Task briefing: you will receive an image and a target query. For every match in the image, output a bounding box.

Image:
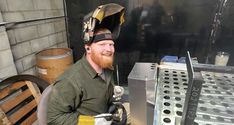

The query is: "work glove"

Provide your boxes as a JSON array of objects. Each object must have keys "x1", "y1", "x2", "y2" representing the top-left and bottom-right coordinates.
[
  {"x1": 108, "y1": 102, "x2": 127, "y2": 125},
  {"x1": 113, "y1": 86, "x2": 124, "y2": 101},
  {"x1": 94, "y1": 113, "x2": 112, "y2": 125},
  {"x1": 78, "y1": 113, "x2": 112, "y2": 125}
]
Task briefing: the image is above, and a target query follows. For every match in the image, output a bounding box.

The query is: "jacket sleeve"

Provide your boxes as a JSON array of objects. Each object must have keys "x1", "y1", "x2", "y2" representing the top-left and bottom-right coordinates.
[
  {"x1": 47, "y1": 78, "x2": 82, "y2": 125},
  {"x1": 108, "y1": 76, "x2": 115, "y2": 106}
]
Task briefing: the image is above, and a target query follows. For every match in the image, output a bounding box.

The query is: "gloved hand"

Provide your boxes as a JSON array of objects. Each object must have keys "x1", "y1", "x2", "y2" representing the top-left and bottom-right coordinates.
[
  {"x1": 108, "y1": 103, "x2": 127, "y2": 125},
  {"x1": 94, "y1": 113, "x2": 112, "y2": 125},
  {"x1": 113, "y1": 86, "x2": 124, "y2": 101},
  {"x1": 78, "y1": 114, "x2": 112, "y2": 125}
]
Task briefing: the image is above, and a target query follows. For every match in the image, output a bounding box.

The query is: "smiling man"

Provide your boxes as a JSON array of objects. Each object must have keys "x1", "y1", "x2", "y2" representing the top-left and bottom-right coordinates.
[
  {"x1": 86, "y1": 28, "x2": 115, "y2": 73},
  {"x1": 46, "y1": 3, "x2": 125, "y2": 125},
  {"x1": 47, "y1": 28, "x2": 116, "y2": 125}
]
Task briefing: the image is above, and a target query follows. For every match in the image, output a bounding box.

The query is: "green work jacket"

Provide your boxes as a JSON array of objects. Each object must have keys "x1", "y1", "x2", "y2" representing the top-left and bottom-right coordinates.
[{"x1": 47, "y1": 55, "x2": 115, "y2": 125}]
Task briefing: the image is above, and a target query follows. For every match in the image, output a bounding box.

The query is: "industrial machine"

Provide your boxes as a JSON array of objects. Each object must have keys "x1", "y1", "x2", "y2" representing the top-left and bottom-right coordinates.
[
  {"x1": 128, "y1": 52, "x2": 234, "y2": 125},
  {"x1": 128, "y1": 63, "x2": 157, "y2": 125}
]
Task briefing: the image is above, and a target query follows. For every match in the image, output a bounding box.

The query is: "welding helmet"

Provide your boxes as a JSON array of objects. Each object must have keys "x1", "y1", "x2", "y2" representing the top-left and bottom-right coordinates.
[{"x1": 82, "y1": 3, "x2": 125, "y2": 44}]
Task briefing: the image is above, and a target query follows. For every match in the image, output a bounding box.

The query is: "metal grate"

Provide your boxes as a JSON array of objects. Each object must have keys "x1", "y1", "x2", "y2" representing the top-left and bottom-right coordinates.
[{"x1": 154, "y1": 68, "x2": 234, "y2": 125}]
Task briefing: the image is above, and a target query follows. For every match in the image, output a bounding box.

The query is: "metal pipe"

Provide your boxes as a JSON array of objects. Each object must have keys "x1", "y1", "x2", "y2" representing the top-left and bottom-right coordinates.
[
  {"x1": 193, "y1": 63, "x2": 234, "y2": 73},
  {"x1": 0, "y1": 15, "x2": 65, "y2": 27},
  {"x1": 116, "y1": 64, "x2": 119, "y2": 85},
  {"x1": 63, "y1": 0, "x2": 70, "y2": 48}
]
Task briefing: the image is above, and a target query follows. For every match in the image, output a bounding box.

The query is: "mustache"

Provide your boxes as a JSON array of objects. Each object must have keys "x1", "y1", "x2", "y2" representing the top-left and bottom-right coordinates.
[{"x1": 102, "y1": 52, "x2": 113, "y2": 56}]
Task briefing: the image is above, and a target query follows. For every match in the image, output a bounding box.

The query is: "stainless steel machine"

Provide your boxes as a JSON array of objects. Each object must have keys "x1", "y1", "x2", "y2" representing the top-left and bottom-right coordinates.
[{"x1": 128, "y1": 63, "x2": 158, "y2": 125}]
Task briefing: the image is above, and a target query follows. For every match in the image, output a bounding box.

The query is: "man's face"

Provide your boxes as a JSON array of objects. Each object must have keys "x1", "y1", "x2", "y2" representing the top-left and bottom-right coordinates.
[{"x1": 89, "y1": 40, "x2": 115, "y2": 69}]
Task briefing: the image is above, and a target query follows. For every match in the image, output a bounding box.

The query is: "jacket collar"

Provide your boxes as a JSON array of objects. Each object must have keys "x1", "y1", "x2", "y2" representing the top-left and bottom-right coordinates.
[{"x1": 81, "y1": 54, "x2": 98, "y2": 79}]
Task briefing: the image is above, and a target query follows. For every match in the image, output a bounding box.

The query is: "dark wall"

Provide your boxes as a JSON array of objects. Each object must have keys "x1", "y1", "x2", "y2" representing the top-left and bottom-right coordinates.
[
  {"x1": 65, "y1": 0, "x2": 234, "y2": 85},
  {"x1": 65, "y1": 0, "x2": 126, "y2": 61},
  {"x1": 65, "y1": 0, "x2": 100, "y2": 61}
]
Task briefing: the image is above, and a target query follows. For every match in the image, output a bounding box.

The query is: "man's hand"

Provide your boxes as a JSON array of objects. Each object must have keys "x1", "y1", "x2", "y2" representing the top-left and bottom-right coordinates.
[
  {"x1": 78, "y1": 114, "x2": 112, "y2": 125},
  {"x1": 108, "y1": 102, "x2": 127, "y2": 125},
  {"x1": 94, "y1": 113, "x2": 112, "y2": 125}
]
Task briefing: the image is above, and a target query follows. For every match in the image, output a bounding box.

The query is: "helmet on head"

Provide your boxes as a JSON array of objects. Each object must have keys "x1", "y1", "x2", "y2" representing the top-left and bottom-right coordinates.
[{"x1": 82, "y1": 3, "x2": 125, "y2": 44}]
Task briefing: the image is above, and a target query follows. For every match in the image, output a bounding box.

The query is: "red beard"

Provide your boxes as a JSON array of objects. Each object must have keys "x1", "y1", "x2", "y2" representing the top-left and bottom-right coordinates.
[{"x1": 91, "y1": 50, "x2": 114, "y2": 69}]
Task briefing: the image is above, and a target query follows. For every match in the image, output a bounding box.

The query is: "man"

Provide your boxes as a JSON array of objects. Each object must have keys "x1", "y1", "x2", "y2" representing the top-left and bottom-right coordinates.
[{"x1": 47, "y1": 3, "x2": 125, "y2": 125}]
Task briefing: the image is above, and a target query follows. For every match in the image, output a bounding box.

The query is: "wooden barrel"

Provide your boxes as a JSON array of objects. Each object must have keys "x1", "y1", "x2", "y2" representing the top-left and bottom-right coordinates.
[{"x1": 36, "y1": 48, "x2": 73, "y2": 84}]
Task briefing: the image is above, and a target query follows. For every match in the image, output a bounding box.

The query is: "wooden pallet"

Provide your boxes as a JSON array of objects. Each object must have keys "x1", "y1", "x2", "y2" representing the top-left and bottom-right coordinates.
[{"x1": 0, "y1": 81, "x2": 41, "y2": 125}]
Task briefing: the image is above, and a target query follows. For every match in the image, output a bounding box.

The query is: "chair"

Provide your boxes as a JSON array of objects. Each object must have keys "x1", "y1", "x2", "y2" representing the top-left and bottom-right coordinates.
[
  {"x1": 0, "y1": 80, "x2": 41, "y2": 125},
  {"x1": 37, "y1": 85, "x2": 52, "y2": 125},
  {"x1": 0, "y1": 75, "x2": 50, "y2": 92}
]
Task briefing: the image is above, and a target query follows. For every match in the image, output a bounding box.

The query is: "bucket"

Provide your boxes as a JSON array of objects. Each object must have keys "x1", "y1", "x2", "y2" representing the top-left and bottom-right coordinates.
[{"x1": 36, "y1": 48, "x2": 73, "y2": 84}]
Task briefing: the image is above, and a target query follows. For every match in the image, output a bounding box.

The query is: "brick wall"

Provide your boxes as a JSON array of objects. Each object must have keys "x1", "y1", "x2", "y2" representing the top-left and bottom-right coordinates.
[
  {"x1": 0, "y1": 11, "x2": 17, "y2": 79},
  {"x1": 0, "y1": 0, "x2": 68, "y2": 77}
]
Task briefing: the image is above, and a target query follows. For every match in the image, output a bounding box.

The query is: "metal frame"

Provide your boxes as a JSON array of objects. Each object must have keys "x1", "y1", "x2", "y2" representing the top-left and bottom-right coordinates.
[
  {"x1": 0, "y1": 16, "x2": 64, "y2": 27},
  {"x1": 63, "y1": 0, "x2": 70, "y2": 48},
  {"x1": 181, "y1": 51, "x2": 234, "y2": 125}
]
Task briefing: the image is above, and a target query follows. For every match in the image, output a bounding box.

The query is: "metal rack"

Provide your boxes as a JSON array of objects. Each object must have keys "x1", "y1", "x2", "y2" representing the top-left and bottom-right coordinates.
[
  {"x1": 153, "y1": 52, "x2": 234, "y2": 125},
  {"x1": 182, "y1": 52, "x2": 234, "y2": 125}
]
